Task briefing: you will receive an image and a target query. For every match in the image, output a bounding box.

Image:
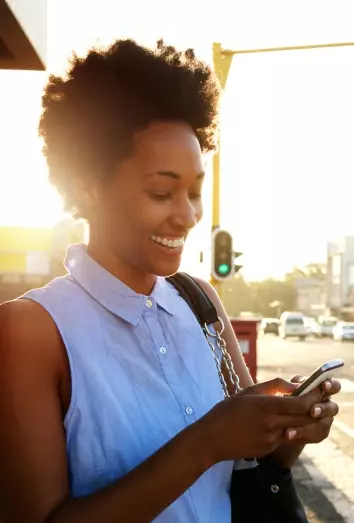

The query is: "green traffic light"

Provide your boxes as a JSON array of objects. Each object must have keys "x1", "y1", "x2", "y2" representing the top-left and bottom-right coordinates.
[{"x1": 217, "y1": 263, "x2": 230, "y2": 275}]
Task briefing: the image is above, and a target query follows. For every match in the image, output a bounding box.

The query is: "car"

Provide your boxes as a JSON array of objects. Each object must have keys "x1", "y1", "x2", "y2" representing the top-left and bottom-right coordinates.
[
  {"x1": 260, "y1": 318, "x2": 280, "y2": 335},
  {"x1": 279, "y1": 312, "x2": 307, "y2": 340},
  {"x1": 312, "y1": 316, "x2": 338, "y2": 338},
  {"x1": 303, "y1": 317, "x2": 317, "y2": 336},
  {"x1": 333, "y1": 321, "x2": 354, "y2": 342}
]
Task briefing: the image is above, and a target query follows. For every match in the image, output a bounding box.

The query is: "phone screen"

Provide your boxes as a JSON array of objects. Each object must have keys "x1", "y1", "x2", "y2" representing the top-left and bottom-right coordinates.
[{"x1": 291, "y1": 359, "x2": 344, "y2": 396}]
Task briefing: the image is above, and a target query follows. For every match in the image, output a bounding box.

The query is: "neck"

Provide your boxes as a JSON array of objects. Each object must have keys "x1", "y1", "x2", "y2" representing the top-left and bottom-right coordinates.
[{"x1": 87, "y1": 240, "x2": 156, "y2": 296}]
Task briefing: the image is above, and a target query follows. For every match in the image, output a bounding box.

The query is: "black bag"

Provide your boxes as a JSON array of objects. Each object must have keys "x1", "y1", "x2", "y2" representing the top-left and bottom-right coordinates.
[{"x1": 167, "y1": 272, "x2": 308, "y2": 523}]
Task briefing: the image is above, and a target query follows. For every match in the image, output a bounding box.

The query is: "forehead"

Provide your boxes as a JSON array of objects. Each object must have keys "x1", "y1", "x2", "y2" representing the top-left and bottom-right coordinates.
[{"x1": 132, "y1": 121, "x2": 203, "y2": 174}]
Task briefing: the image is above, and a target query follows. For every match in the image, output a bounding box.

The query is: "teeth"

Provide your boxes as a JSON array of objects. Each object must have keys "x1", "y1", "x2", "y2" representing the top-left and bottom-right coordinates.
[{"x1": 150, "y1": 235, "x2": 184, "y2": 249}]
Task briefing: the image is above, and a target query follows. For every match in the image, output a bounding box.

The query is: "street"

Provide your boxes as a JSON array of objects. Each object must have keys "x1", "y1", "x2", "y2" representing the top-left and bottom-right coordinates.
[{"x1": 258, "y1": 335, "x2": 354, "y2": 522}]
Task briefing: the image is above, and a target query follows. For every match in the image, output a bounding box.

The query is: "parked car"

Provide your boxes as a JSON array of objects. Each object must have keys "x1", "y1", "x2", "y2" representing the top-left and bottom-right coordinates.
[
  {"x1": 312, "y1": 316, "x2": 338, "y2": 338},
  {"x1": 303, "y1": 317, "x2": 317, "y2": 336},
  {"x1": 279, "y1": 312, "x2": 307, "y2": 340},
  {"x1": 260, "y1": 318, "x2": 280, "y2": 335},
  {"x1": 333, "y1": 321, "x2": 354, "y2": 342}
]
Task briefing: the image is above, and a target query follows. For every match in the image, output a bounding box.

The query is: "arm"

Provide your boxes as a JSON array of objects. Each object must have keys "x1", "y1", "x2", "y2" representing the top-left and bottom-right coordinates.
[
  {"x1": 0, "y1": 300, "x2": 214, "y2": 523},
  {"x1": 195, "y1": 278, "x2": 304, "y2": 468}
]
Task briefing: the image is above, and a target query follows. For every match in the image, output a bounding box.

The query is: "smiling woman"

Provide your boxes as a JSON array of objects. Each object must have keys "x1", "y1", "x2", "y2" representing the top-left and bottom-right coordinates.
[{"x1": 0, "y1": 36, "x2": 342, "y2": 523}]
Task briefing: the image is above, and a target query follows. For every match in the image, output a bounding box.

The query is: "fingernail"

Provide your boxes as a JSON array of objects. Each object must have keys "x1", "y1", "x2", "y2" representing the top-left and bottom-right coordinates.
[
  {"x1": 288, "y1": 429, "x2": 297, "y2": 440},
  {"x1": 324, "y1": 381, "x2": 332, "y2": 391},
  {"x1": 313, "y1": 406, "x2": 322, "y2": 417}
]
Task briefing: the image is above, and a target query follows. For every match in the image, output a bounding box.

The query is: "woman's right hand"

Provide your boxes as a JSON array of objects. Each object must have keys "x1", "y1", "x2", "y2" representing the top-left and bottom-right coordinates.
[{"x1": 199, "y1": 378, "x2": 323, "y2": 464}]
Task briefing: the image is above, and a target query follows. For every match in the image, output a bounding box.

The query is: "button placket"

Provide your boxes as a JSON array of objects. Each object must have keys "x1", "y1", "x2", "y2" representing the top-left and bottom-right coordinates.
[{"x1": 144, "y1": 314, "x2": 196, "y2": 426}]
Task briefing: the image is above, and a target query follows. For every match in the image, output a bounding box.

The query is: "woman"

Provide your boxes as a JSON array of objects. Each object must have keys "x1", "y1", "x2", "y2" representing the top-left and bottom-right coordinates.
[{"x1": 0, "y1": 39, "x2": 340, "y2": 523}]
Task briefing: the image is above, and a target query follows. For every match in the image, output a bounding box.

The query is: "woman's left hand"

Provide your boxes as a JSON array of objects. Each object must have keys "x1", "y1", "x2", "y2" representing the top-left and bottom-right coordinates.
[{"x1": 284, "y1": 376, "x2": 341, "y2": 443}]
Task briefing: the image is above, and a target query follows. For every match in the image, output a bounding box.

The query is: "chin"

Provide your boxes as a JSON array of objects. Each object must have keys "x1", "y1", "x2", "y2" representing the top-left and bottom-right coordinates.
[{"x1": 149, "y1": 258, "x2": 182, "y2": 278}]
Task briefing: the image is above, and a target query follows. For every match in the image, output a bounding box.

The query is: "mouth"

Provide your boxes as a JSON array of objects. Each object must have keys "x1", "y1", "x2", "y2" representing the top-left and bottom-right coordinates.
[{"x1": 150, "y1": 235, "x2": 185, "y2": 251}]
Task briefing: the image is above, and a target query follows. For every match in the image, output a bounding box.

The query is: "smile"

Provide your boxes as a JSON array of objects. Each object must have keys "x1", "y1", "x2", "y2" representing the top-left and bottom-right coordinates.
[{"x1": 150, "y1": 235, "x2": 185, "y2": 249}]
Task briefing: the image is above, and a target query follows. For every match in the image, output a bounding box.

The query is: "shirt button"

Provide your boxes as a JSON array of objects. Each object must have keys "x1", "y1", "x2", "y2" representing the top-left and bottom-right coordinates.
[
  {"x1": 159, "y1": 347, "x2": 167, "y2": 355},
  {"x1": 146, "y1": 299, "x2": 153, "y2": 308},
  {"x1": 185, "y1": 407, "x2": 193, "y2": 415}
]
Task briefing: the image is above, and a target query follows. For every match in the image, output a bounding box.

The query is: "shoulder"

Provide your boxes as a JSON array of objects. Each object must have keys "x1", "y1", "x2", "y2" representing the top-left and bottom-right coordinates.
[
  {"x1": 193, "y1": 277, "x2": 224, "y2": 317},
  {"x1": 0, "y1": 298, "x2": 59, "y2": 338},
  {"x1": 1, "y1": 298, "x2": 51, "y2": 333},
  {"x1": 0, "y1": 299, "x2": 66, "y2": 380},
  {"x1": 23, "y1": 274, "x2": 77, "y2": 302},
  {"x1": 193, "y1": 277, "x2": 220, "y2": 300}
]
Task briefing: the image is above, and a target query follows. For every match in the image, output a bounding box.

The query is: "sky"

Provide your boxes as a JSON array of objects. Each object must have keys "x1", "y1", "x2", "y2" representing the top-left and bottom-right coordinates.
[{"x1": 1, "y1": 0, "x2": 354, "y2": 280}]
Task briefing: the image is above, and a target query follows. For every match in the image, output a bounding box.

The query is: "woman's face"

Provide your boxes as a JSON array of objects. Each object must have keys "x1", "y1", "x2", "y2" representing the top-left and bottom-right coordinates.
[{"x1": 92, "y1": 121, "x2": 205, "y2": 277}]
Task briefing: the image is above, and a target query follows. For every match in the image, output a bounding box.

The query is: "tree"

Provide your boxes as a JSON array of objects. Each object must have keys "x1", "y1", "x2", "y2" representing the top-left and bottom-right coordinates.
[
  {"x1": 286, "y1": 263, "x2": 326, "y2": 282},
  {"x1": 221, "y1": 275, "x2": 253, "y2": 317},
  {"x1": 221, "y1": 276, "x2": 297, "y2": 318},
  {"x1": 250, "y1": 279, "x2": 297, "y2": 317},
  {"x1": 304, "y1": 263, "x2": 326, "y2": 281}
]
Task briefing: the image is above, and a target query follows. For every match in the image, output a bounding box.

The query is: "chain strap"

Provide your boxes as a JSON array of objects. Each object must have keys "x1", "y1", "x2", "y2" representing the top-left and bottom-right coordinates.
[
  {"x1": 203, "y1": 316, "x2": 257, "y2": 465},
  {"x1": 203, "y1": 317, "x2": 243, "y2": 398}
]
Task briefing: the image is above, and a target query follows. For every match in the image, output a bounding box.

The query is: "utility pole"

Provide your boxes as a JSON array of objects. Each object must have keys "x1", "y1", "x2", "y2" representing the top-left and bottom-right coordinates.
[{"x1": 211, "y1": 39, "x2": 354, "y2": 293}]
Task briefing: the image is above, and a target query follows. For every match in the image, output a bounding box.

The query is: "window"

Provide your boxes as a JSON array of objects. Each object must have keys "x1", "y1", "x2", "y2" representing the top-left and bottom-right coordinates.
[{"x1": 285, "y1": 318, "x2": 304, "y2": 326}]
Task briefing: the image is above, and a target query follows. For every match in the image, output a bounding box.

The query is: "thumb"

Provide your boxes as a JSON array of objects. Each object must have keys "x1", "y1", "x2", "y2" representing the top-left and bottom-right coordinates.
[
  {"x1": 290, "y1": 375, "x2": 306, "y2": 384},
  {"x1": 245, "y1": 378, "x2": 298, "y2": 396}
]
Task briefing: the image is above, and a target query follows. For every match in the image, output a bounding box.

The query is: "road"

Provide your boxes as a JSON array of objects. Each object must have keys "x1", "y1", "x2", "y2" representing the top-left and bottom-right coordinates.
[
  {"x1": 257, "y1": 335, "x2": 354, "y2": 434},
  {"x1": 257, "y1": 335, "x2": 354, "y2": 522}
]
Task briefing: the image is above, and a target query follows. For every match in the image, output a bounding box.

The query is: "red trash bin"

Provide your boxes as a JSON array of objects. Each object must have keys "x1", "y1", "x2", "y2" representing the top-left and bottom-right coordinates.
[{"x1": 230, "y1": 318, "x2": 259, "y2": 383}]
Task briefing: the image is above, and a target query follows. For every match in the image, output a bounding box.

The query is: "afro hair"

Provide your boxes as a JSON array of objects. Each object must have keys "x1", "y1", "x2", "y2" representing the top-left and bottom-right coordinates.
[{"x1": 39, "y1": 39, "x2": 220, "y2": 218}]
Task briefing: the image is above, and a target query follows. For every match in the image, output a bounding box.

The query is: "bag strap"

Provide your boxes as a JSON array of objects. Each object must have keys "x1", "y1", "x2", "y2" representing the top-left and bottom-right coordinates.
[
  {"x1": 167, "y1": 272, "x2": 242, "y2": 396},
  {"x1": 167, "y1": 272, "x2": 219, "y2": 327}
]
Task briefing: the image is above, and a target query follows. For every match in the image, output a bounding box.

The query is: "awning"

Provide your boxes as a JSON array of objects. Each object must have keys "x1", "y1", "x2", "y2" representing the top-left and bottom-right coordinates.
[{"x1": 0, "y1": 0, "x2": 46, "y2": 70}]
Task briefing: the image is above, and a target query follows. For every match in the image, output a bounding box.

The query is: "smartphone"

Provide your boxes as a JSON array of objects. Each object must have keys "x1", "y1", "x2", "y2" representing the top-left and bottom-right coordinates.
[{"x1": 291, "y1": 359, "x2": 344, "y2": 396}]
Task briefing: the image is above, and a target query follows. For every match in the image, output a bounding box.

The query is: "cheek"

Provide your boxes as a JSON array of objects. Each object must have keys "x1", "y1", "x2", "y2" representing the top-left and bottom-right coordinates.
[{"x1": 126, "y1": 198, "x2": 165, "y2": 238}]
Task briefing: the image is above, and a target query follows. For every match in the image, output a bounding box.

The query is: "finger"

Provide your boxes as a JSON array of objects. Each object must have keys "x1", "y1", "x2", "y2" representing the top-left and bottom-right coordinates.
[
  {"x1": 249, "y1": 378, "x2": 298, "y2": 396},
  {"x1": 290, "y1": 375, "x2": 306, "y2": 384},
  {"x1": 285, "y1": 417, "x2": 332, "y2": 441},
  {"x1": 321, "y1": 378, "x2": 341, "y2": 395},
  {"x1": 274, "y1": 411, "x2": 322, "y2": 428},
  {"x1": 271, "y1": 390, "x2": 323, "y2": 415},
  {"x1": 310, "y1": 400, "x2": 339, "y2": 419}
]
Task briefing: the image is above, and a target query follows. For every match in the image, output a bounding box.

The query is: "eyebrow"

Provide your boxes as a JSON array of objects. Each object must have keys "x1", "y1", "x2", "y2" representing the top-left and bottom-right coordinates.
[{"x1": 145, "y1": 170, "x2": 205, "y2": 180}]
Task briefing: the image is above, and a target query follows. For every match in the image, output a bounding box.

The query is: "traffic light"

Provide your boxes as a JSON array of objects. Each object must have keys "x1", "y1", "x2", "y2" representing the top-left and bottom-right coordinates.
[
  {"x1": 211, "y1": 229, "x2": 234, "y2": 281},
  {"x1": 234, "y1": 252, "x2": 243, "y2": 274}
]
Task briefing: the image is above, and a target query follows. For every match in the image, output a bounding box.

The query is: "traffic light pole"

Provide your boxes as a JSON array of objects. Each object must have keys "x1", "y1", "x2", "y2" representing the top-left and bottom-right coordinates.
[
  {"x1": 211, "y1": 44, "x2": 234, "y2": 295},
  {"x1": 211, "y1": 39, "x2": 354, "y2": 293}
]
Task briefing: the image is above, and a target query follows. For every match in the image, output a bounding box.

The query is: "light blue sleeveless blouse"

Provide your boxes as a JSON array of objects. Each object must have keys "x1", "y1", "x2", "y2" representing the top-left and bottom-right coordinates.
[{"x1": 23, "y1": 244, "x2": 233, "y2": 522}]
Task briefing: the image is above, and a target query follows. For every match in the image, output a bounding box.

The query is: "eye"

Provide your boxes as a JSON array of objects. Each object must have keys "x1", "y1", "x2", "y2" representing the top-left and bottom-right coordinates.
[
  {"x1": 149, "y1": 192, "x2": 171, "y2": 201},
  {"x1": 189, "y1": 193, "x2": 202, "y2": 200}
]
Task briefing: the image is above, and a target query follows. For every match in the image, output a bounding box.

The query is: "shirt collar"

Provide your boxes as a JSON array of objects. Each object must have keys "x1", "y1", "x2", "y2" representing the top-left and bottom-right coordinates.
[{"x1": 64, "y1": 244, "x2": 175, "y2": 325}]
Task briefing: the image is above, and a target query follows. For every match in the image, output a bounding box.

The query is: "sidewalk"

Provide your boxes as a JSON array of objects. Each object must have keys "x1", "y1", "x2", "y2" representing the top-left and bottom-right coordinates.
[{"x1": 294, "y1": 459, "x2": 347, "y2": 522}]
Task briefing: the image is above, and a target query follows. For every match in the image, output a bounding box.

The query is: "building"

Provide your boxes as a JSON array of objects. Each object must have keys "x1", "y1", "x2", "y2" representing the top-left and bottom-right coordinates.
[
  {"x1": 295, "y1": 277, "x2": 326, "y2": 317},
  {"x1": 0, "y1": 0, "x2": 46, "y2": 70},
  {"x1": 0, "y1": 220, "x2": 86, "y2": 303},
  {"x1": 327, "y1": 236, "x2": 354, "y2": 318}
]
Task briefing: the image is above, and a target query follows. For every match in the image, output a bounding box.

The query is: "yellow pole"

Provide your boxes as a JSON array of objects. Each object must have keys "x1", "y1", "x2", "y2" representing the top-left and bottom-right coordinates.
[
  {"x1": 222, "y1": 40, "x2": 354, "y2": 56},
  {"x1": 211, "y1": 43, "x2": 234, "y2": 294},
  {"x1": 212, "y1": 43, "x2": 235, "y2": 233}
]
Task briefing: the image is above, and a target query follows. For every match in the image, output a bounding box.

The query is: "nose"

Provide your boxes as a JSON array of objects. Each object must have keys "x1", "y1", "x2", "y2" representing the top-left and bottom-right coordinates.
[{"x1": 171, "y1": 196, "x2": 200, "y2": 230}]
